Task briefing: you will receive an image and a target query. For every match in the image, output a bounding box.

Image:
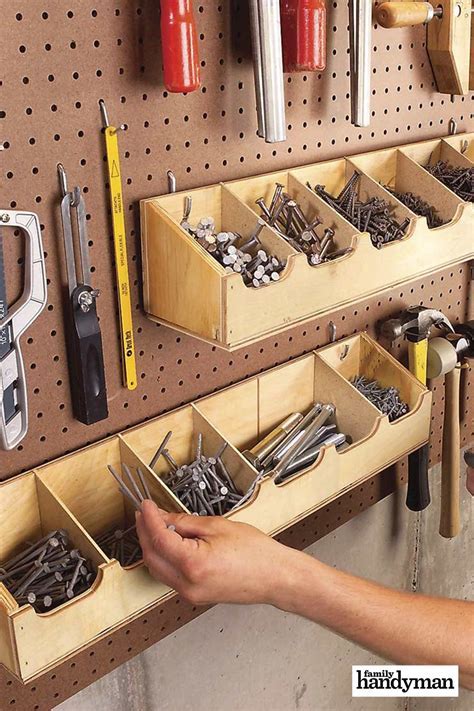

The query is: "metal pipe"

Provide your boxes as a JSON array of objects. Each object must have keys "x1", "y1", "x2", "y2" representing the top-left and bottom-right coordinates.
[
  {"x1": 260, "y1": 402, "x2": 322, "y2": 469},
  {"x1": 349, "y1": 0, "x2": 371, "y2": 127},
  {"x1": 249, "y1": 0, "x2": 267, "y2": 138},
  {"x1": 272, "y1": 404, "x2": 335, "y2": 478},
  {"x1": 250, "y1": 0, "x2": 287, "y2": 142},
  {"x1": 275, "y1": 432, "x2": 346, "y2": 482}
]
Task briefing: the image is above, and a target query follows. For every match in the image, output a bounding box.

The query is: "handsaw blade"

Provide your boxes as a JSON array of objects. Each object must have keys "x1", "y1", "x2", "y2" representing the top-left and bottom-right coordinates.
[{"x1": 0, "y1": 229, "x2": 16, "y2": 421}]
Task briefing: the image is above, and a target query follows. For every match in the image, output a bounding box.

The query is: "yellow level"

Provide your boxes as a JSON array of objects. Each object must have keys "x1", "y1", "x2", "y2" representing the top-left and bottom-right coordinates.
[{"x1": 100, "y1": 101, "x2": 137, "y2": 390}]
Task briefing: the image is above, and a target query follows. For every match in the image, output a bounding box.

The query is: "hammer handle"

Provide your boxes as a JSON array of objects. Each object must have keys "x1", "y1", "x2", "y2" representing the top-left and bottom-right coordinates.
[
  {"x1": 376, "y1": 2, "x2": 434, "y2": 29},
  {"x1": 406, "y1": 339, "x2": 430, "y2": 511},
  {"x1": 407, "y1": 446, "x2": 430, "y2": 511},
  {"x1": 440, "y1": 365, "x2": 461, "y2": 538}
]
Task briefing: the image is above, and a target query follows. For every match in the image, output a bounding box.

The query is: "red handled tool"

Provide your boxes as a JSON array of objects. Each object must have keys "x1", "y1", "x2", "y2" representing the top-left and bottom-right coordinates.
[
  {"x1": 160, "y1": 0, "x2": 201, "y2": 92},
  {"x1": 280, "y1": 0, "x2": 326, "y2": 72}
]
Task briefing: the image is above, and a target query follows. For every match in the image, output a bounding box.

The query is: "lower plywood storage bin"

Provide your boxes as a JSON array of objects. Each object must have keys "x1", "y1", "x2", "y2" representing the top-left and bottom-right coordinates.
[
  {"x1": 0, "y1": 334, "x2": 431, "y2": 682},
  {"x1": 121, "y1": 333, "x2": 431, "y2": 535},
  {"x1": 192, "y1": 334, "x2": 431, "y2": 533},
  {"x1": 141, "y1": 135, "x2": 474, "y2": 350},
  {"x1": 120, "y1": 403, "x2": 262, "y2": 518},
  {"x1": 0, "y1": 471, "x2": 111, "y2": 681},
  {"x1": 0, "y1": 438, "x2": 182, "y2": 682}
]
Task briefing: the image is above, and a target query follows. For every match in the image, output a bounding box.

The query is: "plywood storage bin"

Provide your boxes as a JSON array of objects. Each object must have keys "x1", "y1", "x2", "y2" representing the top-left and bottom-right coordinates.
[
  {"x1": 290, "y1": 153, "x2": 473, "y2": 292},
  {"x1": 400, "y1": 137, "x2": 474, "y2": 184},
  {"x1": 141, "y1": 135, "x2": 474, "y2": 351},
  {"x1": 36, "y1": 437, "x2": 182, "y2": 632},
  {"x1": 120, "y1": 404, "x2": 260, "y2": 518},
  {"x1": 0, "y1": 471, "x2": 110, "y2": 681},
  {"x1": 141, "y1": 184, "x2": 297, "y2": 350},
  {"x1": 440, "y1": 132, "x2": 474, "y2": 164},
  {"x1": 190, "y1": 333, "x2": 431, "y2": 534},
  {"x1": 0, "y1": 334, "x2": 431, "y2": 681}
]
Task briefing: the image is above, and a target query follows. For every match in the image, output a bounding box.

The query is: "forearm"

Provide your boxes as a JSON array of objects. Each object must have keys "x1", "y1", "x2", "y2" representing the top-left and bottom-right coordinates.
[{"x1": 273, "y1": 549, "x2": 474, "y2": 688}]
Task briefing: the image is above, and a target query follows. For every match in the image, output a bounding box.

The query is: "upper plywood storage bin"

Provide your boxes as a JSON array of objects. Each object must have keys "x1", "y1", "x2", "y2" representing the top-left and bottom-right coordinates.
[{"x1": 140, "y1": 135, "x2": 474, "y2": 350}]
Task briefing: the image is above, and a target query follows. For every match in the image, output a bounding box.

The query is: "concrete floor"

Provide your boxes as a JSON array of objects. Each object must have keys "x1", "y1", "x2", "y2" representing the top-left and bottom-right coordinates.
[{"x1": 57, "y1": 458, "x2": 473, "y2": 711}]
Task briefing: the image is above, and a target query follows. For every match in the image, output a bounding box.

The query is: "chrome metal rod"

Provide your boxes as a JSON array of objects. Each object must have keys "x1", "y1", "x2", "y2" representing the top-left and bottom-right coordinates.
[
  {"x1": 275, "y1": 433, "x2": 346, "y2": 482},
  {"x1": 256, "y1": 0, "x2": 287, "y2": 143},
  {"x1": 249, "y1": 0, "x2": 266, "y2": 138},
  {"x1": 349, "y1": 0, "x2": 372, "y2": 127},
  {"x1": 272, "y1": 404, "x2": 335, "y2": 478}
]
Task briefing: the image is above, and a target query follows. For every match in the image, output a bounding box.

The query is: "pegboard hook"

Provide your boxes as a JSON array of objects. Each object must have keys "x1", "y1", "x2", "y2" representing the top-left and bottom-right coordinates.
[
  {"x1": 99, "y1": 99, "x2": 126, "y2": 134},
  {"x1": 57, "y1": 163, "x2": 68, "y2": 198}
]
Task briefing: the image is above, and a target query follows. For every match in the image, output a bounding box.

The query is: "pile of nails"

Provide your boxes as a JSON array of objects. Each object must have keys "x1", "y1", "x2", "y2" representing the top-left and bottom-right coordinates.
[
  {"x1": 311, "y1": 171, "x2": 410, "y2": 248},
  {"x1": 151, "y1": 432, "x2": 246, "y2": 515},
  {"x1": 181, "y1": 197, "x2": 286, "y2": 288},
  {"x1": 425, "y1": 161, "x2": 474, "y2": 203},
  {"x1": 0, "y1": 530, "x2": 96, "y2": 613},
  {"x1": 351, "y1": 376, "x2": 409, "y2": 422},
  {"x1": 255, "y1": 183, "x2": 351, "y2": 265},
  {"x1": 96, "y1": 525, "x2": 142, "y2": 567},
  {"x1": 383, "y1": 186, "x2": 444, "y2": 229}
]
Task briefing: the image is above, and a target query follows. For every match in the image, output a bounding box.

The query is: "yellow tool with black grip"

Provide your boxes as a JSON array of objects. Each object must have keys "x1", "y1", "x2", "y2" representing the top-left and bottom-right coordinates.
[
  {"x1": 381, "y1": 306, "x2": 453, "y2": 511},
  {"x1": 99, "y1": 100, "x2": 137, "y2": 391}
]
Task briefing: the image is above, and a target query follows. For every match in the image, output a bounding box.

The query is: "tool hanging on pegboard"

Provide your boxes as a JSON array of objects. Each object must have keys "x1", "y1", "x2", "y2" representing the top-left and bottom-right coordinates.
[
  {"x1": 160, "y1": 0, "x2": 201, "y2": 92},
  {"x1": 427, "y1": 322, "x2": 474, "y2": 538},
  {"x1": 57, "y1": 164, "x2": 108, "y2": 426},
  {"x1": 280, "y1": 0, "x2": 327, "y2": 72},
  {"x1": 99, "y1": 100, "x2": 137, "y2": 391},
  {"x1": 349, "y1": 0, "x2": 372, "y2": 127},
  {"x1": 0, "y1": 211, "x2": 47, "y2": 450},
  {"x1": 249, "y1": 0, "x2": 287, "y2": 142},
  {"x1": 375, "y1": 0, "x2": 473, "y2": 95},
  {"x1": 381, "y1": 306, "x2": 454, "y2": 512}
]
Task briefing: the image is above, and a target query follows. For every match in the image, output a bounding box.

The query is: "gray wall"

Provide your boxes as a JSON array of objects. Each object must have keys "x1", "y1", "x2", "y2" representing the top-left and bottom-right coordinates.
[{"x1": 57, "y1": 457, "x2": 473, "y2": 711}]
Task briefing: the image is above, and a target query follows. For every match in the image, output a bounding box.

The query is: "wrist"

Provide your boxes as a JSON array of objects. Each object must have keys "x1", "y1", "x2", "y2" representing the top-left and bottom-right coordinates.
[{"x1": 265, "y1": 546, "x2": 325, "y2": 613}]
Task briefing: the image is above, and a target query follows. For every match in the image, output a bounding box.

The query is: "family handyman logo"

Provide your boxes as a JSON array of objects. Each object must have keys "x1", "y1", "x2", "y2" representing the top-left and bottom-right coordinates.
[{"x1": 352, "y1": 665, "x2": 459, "y2": 697}]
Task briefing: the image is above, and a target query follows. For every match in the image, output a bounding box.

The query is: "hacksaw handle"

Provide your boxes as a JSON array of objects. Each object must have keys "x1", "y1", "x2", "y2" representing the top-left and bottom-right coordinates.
[
  {"x1": 376, "y1": 2, "x2": 434, "y2": 28},
  {"x1": 439, "y1": 365, "x2": 461, "y2": 538},
  {"x1": 160, "y1": 0, "x2": 201, "y2": 92}
]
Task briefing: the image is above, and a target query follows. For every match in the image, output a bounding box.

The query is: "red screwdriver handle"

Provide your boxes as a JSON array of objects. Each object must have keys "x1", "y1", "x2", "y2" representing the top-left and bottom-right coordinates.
[
  {"x1": 160, "y1": 0, "x2": 201, "y2": 93},
  {"x1": 280, "y1": 0, "x2": 326, "y2": 72}
]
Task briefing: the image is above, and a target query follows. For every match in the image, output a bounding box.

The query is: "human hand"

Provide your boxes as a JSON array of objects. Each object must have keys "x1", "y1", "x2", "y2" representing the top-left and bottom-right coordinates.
[{"x1": 136, "y1": 500, "x2": 297, "y2": 606}]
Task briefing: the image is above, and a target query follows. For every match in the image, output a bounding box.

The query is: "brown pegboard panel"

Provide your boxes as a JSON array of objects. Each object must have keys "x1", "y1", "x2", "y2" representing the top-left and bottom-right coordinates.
[{"x1": 1, "y1": 1, "x2": 473, "y2": 478}]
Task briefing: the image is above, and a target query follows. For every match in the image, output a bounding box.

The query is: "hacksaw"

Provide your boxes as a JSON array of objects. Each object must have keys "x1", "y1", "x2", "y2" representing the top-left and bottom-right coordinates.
[
  {"x1": 0, "y1": 210, "x2": 47, "y2": 450},
  {"x1": 99, "y1": 100, "x2": 137, "y2": 391}
]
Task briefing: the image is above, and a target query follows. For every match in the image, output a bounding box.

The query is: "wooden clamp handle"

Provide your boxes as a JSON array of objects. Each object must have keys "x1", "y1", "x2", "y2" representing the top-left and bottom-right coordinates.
[
  {"x1": 439, "y1": 365, "x2": 461, "y2": 538},
  {"x1": 376, "y1": 2, "x2": 435, "y2": 28}
]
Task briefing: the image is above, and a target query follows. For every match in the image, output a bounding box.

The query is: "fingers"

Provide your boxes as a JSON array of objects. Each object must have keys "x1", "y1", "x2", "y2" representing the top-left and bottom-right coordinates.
[
  {"x1": 142, "y1": 500, "x2": 216, "y2": 541},
  {"x1": 136, "y1": 513, "x2": 182, "y2": 590},
  {"x1": 139, "y1": 501, "x2": 200, "y2": 568}
]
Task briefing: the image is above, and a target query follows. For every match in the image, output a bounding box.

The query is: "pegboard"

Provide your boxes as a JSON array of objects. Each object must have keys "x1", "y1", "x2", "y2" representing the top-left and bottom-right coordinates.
[
  {"x1": 1, "y1": 0, "x2": 473, "y2": 478},
  {"x1": 0, "y1": 2, "x2": 473, "y2": 707},
  {"x1": 0, "y1": 265, "x2": 472, "y2": 710}
]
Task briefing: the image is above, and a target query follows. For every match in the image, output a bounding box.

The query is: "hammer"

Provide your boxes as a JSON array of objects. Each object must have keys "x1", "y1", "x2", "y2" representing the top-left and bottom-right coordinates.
[
  {"x1": 381, "y1": 306, "x2": 454, "y2": 511},
  {"x1": 427, "y1": 322, "x2": 474, "y2": 538}
]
